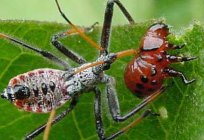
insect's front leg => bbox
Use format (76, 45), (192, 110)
(25, 96), (78, 140)
(0, 33), (70, 70)
(51, 22), (99, 64)
(101, 0), (135, 54)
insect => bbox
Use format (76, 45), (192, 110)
(124, 23), (196, 98)
(0, 0), (196, 140)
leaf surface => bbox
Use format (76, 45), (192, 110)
(0, 20), (203, 140)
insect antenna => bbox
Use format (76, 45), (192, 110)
(55, 0), (104, 51)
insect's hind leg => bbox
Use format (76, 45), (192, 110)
(100, 0), (135, 55)
(51, 22), (99, 64)
(93, 87), (158, 140)
(0, 33), (70, 70)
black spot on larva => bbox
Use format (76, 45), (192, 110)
(151, 80), (157, 85)
(135, 89), (143, 94)
(136, 83), (144, 89)
(140, 75), (148, 83)
(33, 85), (39, 97)
(134, 90), (143, 98)
(49, 81), (55, 92)
(41, 83), (48, 95)
(151, 67), (157, 76)
(147, 88), (156, 92)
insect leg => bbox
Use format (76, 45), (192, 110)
(105, 76), (164, 122)
(166, 55), (197, 63)
(168, 43), (186, 50)
(93, 87), (105, 139)
(55, 0), (103, 51)
(0, 33), (70, 70)
(163, 67), (195, 84)
(100, 0), (135, 55)
(25, 97), (78, 140)
(51, 22), (99, 64)
(93, 86), (158, 140)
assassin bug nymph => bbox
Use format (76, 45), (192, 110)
(0, 0), (196, 140)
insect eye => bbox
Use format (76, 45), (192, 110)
(14, 85), (30, 100)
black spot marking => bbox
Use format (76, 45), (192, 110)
(135, 89), (143, 94)
(49, 81), (55, 92)
(151, 67), (157, 76)
(104, 65), (110, 70)
(134, 90), (144, 98)
(136, 83), (144, 89)
(147, 88), (156, 92)
(140, 75), (148, 83)
(33, 85), (39, 97)
(41, 83), (48, 95)
(14, 85), (30, 100)
(38, 102), (43, 107)
(28, 102), (32, 107)
(151, 80), (157, 85)
(47, 100), (51, 105)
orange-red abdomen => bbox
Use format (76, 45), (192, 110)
(124, 23), (171, 98)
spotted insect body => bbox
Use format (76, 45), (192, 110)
(1, 55), (114, 113)
(3, 69), (67, 112)
(124, 23), (195, 98)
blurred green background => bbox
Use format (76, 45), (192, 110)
(0, 0), (203, 29)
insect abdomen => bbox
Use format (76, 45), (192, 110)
(8, 68), (69, 113)
(124, 57), (163, 98)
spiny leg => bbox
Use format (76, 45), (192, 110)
(55, 0), (103, 51)
(93, 87), (158, 140)
(168, 43), (186, 50)
(105, 76), (164, 122)
(100, 0), (135, 55)
(93, 87), (105, 139)
(166, 55), (197, 63)
(25, 97), (78, 140)
(163, 67), (195, 84)
(51, 22), (99, 64)
(0, 33), (70, 70)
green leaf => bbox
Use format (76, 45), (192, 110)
(0, 20), (203, 140)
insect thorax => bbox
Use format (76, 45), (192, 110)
(64, 63), (105, 96)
